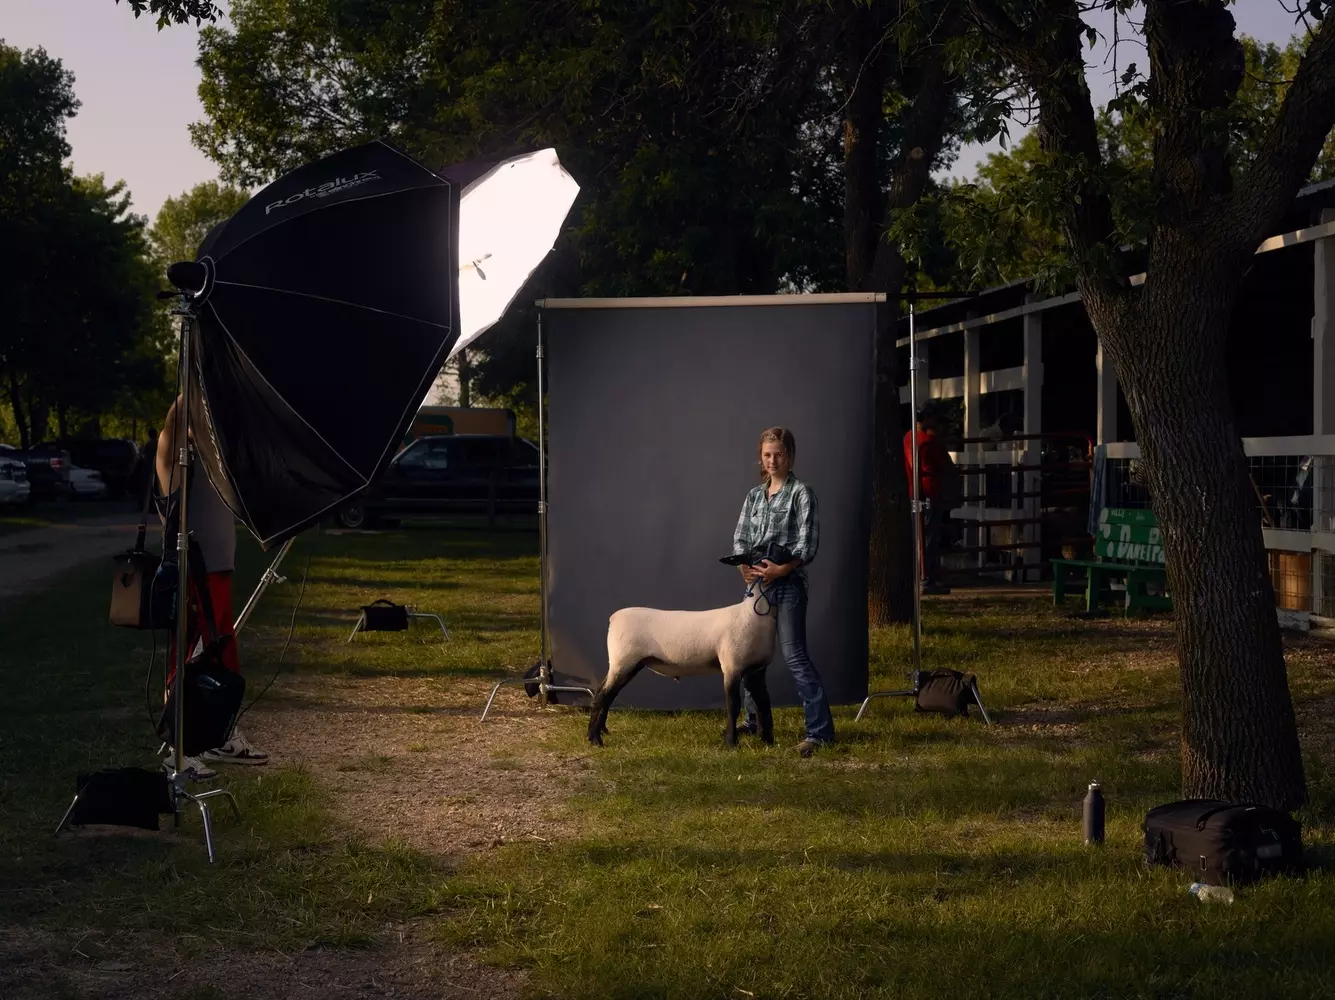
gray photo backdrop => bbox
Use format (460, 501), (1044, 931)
(544, 300), (875, 710)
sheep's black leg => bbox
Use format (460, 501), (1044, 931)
(587, 660), (647, 746)
(722, 672), (744, 748)
(742, 667), (774, 745)
(586, 687), (610, 746)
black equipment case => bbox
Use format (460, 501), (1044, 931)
(1142, 799), (1304, 885)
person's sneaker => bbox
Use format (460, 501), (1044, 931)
(736, 720), (759, 736)
(162, 753), (218, 781)
(200, 730), (269, 766)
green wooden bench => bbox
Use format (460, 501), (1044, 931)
(1051, 507), (1172, 615)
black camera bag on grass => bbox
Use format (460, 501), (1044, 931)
(914, 669), (977, 717)
(1143, 799), (1304, 885)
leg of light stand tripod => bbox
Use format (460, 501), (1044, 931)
(970, 679), (993, 725)
(346, 612), (366, 643)
(184, 787), (240, 863)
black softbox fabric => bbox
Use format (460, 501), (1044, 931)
(184, 140), (465, 549)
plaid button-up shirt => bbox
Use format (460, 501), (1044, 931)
(732, 474), (819, 581)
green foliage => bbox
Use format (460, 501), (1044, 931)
(0, 41), (173, 444)
(942, 32), (1335, 293)
(191, 0), (857, 409)
(148, 180), (251, 273)
(115, 0), (223, 29)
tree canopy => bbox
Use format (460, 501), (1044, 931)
(148, 180), (250, 273)
(0, 41), (171, 445)
(115, 0), (224, 29)
(941, 31), (1335, 290)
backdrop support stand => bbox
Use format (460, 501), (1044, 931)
(164, 301), (241, 861)
(855, 286), (992, 726)
(482, 312), (594, 721)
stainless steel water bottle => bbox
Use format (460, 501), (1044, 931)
(1083, 780), (1105, 844)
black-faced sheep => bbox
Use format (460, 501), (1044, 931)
(586, 581), (778, 747)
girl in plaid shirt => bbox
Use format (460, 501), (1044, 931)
(731, 427), (835, 756)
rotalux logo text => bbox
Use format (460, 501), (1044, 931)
(265, 170), (381, 215)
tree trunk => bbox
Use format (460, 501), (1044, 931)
(838, 4), (914, 627)
(1088, 270), (1306, 810)
(7, 373), (30, 450)
(858, 44), (958, 627)
(458, 349), (471, 408)
(964, 0), (1327, 811)
(27, 388), (47, 445)
(841, 4), (887, 290)
(865, 294), (917, 628)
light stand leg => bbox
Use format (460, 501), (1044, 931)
(407, 611), (449, 640)
(183, 787), (242, 864)
(970, 679), (993, 726)
(347, 612), (366, 643)
(54, 793), (80, 836)
(234, 536), (295, 633)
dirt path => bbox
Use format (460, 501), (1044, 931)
(0, 512), (142, 600)
(0, 517), (587, 999)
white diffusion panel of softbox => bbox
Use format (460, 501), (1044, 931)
(541, 295), (879, 711)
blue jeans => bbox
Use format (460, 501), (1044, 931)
(736, 575), (836, 745)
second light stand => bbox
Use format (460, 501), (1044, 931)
(481, 312), (595, 721)
(855, 286), (991, 725)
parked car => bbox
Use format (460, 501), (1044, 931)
(32, 438), (142, 500)
(68, 464), (109, 500)
(0, 443), (69, 500)
(0, 451), (31, 506)
(333, 433), (540, 529)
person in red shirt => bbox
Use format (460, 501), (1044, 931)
(903, 403), (953, 594)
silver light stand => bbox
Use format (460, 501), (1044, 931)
(481, 310), (594, 721)
(855, 286), (991, 725)
(165, 298), (241, 861)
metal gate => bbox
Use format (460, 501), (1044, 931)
(942, 432), (1094, 582)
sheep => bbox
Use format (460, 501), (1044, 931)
(586, 580), (778, 748)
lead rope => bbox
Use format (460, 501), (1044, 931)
(748, 578), (775, 617)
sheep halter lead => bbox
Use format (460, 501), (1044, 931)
(746, 577), (779, 618)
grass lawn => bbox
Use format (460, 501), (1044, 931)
(1, 523), (1333, 999)
(0, 496), (137, 536)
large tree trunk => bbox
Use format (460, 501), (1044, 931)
(6, 373), (29, 450)
(1090, 269), (1305, 810)
(858, 48), (959, 628)
(839, 2), (915, 627)
(841, 0), (961, 626)
(965, 0), (1334, 811)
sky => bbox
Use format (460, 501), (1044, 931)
(0, 0), (1315, 224)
